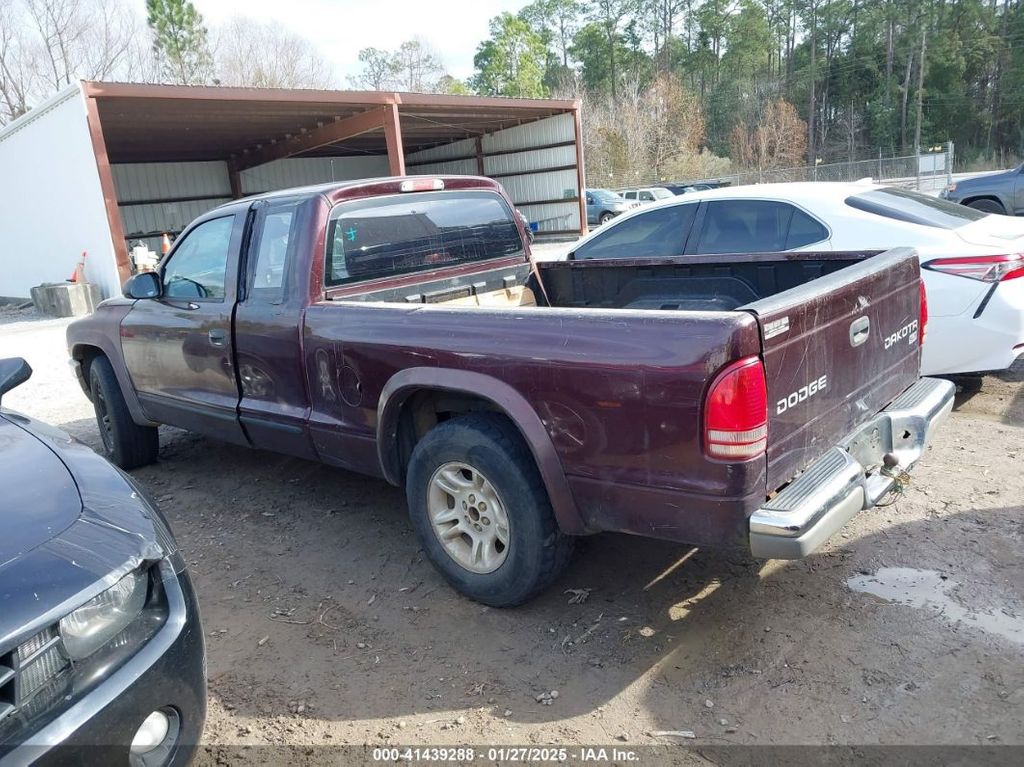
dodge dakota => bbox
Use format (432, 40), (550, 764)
(67, 176), (954, 606)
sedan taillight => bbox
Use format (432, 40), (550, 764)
(922, 253), (1024, 282)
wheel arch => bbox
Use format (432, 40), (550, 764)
(376, 367), (587, 535)
(961, 194), (1008, 212)
(69, 335), (157, 427)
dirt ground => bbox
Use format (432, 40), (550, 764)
(1, 308), (1022, 761)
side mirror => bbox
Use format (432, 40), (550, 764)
(0, 357), (31, 406)
(123, 271), (162, 300)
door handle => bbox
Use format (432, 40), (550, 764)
(849, 316), (870, 347)
(208, 329), (228, 347)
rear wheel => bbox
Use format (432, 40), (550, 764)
(405, 413), (574, 606)
(89, 355), (159, 469)
(967, 198), (1006, 214)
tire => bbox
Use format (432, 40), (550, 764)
(599, 212), (614, 224)
(88, 355), (159, 469)
(967, 198), (1006, 214)
(405, 413), (574, 607)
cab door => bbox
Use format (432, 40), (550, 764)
(120, 210), (249, 445)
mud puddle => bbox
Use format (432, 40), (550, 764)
(847, 567), (1023, 646)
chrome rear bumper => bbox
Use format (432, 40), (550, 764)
(749, 377), (955, 559)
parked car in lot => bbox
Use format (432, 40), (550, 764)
(569, 182), (1024, 376)
(940, 165), (1023, 214)
(618, 186), (673, 204)
(663, 181), (729, 195)
(585, 188), (636, 225)
(0, 358), (204, 765)
(67, 175), (952, 607)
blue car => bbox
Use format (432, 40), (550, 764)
(585, 188), (635, 226)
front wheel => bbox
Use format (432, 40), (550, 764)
(89, 355), (159, 469)
(967, 198), (1006, 214)
(405, 413), (574, 606)
(599, 212), (614, 225)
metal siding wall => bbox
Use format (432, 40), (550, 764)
(405, 158), (477, 175)
(120, 199), (232, 239)
(240, 156), (390, 194)
(483, 114), (580, 233)
(406, 138), (476, 165)
(112, 161), (230, 201)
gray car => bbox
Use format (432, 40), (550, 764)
(941, 164), (1024, 215)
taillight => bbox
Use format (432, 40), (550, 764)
(922, 253), (1024, 282)
(918, 280), (928, 345)
(703, 356), (768, 461)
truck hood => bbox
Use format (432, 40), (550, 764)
(0, 414), (82, 569)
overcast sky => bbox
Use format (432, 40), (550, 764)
(193, 0), (531, 82)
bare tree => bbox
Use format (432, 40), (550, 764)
(730, 98), (807, 172)
(215, 18), (335, 89)
(0, 0), (35, 122)
(391, 39), (444, 92)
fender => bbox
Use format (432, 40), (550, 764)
(376, 367), (588, 535)
(68, 302), (158, 428)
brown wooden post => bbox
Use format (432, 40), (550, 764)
(384, 102), (406, 176)
(84, 95), (132, 286)
(475, 136), (485, 175)
(227, 158), (243, 199)
(572, 104), (587, 235)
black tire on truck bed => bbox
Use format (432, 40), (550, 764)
(89, 355), (159, 469)
(406, 413), (574, 607)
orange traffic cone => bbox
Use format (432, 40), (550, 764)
(68, 251), (87, 282)
(161, 233), (171, 254)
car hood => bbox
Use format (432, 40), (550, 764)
(956, 169), (1018, 192)
(0, 411), (175, 651)
(0, 414), (82, 569)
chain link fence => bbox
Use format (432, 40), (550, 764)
(671, 143), (955, 196)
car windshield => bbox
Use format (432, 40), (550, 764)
(845, 187), (988, 229)
(589, 190), (621, 203)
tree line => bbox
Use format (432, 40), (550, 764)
(3, 0), (1022, 183)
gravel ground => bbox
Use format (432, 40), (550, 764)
(1, 313), (1021, 762)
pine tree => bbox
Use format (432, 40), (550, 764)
(146, 0), (212, 85)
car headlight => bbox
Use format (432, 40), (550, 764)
(59, 568), (149, 659)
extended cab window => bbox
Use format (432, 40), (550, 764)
(250, 201), (300, 301)
(572, 204), (697, 260)
(695, 200), (828, 253)
(163, 216), (233, 300)
(325, 191), (523, 286)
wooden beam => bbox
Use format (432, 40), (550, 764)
(84, 96), (132, 287)
(227, 159), (242, 199)
(384, 102), (405, 176)
(234, 107), (388, 171)
(475, 136), (485, 175)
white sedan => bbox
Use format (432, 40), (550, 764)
(564, 182), (1024, 376)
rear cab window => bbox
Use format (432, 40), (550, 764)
(324, 190), (524, 286)
(845, 187), (988, 229)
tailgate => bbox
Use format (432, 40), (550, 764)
(743, 247), (922, 491)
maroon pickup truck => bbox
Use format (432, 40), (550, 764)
(67, 176), (954, 606)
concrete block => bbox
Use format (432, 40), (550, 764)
(29, 282), (101, 318)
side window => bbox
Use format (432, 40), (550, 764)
(695, 200), (790, 254)
(162, 216), (233, 300)
(639, 191), (654, 201)
(572, 204), (697, 260)
(786, 207), (830, 249)
(250, 201), (300, 301)
(624, 191), (636, 200)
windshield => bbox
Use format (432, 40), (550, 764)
(325, 190), (523, 286)
(845, 187), (988, 229)
(589, 189), (622, 203)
